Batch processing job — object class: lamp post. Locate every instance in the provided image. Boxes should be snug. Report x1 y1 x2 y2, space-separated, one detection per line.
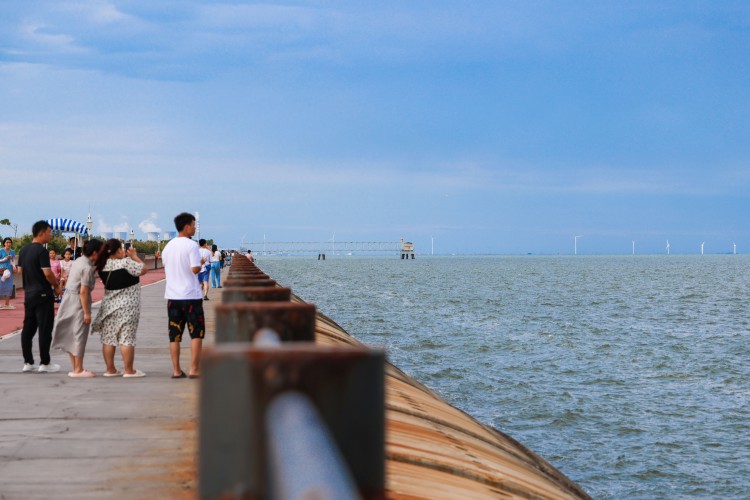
86 212 93 240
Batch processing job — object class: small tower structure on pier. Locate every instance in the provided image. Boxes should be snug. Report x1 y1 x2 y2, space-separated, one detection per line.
400 238 415 259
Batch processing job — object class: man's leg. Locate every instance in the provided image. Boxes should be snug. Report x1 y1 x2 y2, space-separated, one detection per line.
190 338 202 376
170 341 182 376
20 297 39 365
36 295 55 366
187 299 205 377
168 300 185 376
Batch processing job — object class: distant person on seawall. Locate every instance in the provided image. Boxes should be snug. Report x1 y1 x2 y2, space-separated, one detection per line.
211 244 222 289
198 239 212 300
246 249 254 262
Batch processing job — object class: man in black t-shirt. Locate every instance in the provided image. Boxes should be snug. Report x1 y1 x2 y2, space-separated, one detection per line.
18 221 63 373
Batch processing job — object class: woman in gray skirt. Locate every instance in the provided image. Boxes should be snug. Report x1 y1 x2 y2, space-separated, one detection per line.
51 239 104 378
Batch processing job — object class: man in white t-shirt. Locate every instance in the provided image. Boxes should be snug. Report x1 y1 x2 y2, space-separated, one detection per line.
161 212 205 379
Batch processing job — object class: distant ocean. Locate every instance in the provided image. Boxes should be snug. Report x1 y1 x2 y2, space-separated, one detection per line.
258 255 750 499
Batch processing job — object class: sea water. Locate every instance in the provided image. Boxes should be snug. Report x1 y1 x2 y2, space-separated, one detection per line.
258 255 750 499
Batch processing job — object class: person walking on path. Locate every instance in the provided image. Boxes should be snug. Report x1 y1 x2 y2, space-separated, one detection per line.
92 239 148 378
197 239 212 300
18 221 63 373
59 248 73 290
210 244 222 289
0 237 17 310
161 212 205 379
51 239 103 378
49 249 62 302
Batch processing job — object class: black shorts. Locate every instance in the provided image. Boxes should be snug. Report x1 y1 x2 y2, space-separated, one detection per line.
167 299 205 342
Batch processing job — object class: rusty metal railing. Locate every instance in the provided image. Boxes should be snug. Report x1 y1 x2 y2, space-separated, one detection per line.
199 254 385 500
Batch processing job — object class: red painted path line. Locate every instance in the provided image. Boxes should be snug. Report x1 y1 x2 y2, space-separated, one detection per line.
0 267 166 338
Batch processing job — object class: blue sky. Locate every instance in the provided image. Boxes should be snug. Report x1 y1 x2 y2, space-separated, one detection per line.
1 1 748 254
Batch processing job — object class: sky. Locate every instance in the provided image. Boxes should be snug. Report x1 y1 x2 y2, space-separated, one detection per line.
1 1 749 255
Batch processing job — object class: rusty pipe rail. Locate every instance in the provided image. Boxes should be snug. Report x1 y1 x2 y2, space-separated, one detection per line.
266 392 362 500
255 329 362 499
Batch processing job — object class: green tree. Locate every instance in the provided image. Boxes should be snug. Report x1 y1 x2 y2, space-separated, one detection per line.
0 218 18 238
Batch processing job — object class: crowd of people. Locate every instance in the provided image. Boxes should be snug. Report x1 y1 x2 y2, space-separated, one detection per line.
5 212 221 379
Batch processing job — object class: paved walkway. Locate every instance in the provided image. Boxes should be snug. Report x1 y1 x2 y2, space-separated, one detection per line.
0 271 222 499
0 266 166 338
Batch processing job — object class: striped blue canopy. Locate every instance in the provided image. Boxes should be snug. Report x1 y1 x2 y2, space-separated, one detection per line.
46 218 89 236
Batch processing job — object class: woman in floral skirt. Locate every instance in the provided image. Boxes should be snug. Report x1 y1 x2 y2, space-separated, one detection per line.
92 239 148 378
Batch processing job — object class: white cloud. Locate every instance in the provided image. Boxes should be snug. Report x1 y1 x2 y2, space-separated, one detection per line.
19 22 86 55
97 216 130 234
138 213 162 233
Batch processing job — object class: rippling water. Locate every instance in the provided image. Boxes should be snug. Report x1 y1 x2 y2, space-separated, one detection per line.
258 255 750 499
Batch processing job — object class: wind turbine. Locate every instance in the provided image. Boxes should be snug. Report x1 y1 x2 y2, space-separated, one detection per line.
700 242 705 255
330 232 336 254
431 236 434 256
632 241 635 255
666 240 670 255
574 235 582 255
733 242 737 255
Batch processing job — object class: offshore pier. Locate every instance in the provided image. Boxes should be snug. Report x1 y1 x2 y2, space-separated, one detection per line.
241 238 416 260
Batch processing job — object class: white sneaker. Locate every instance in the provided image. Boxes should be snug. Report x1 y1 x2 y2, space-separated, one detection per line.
38 363 61 373
22 363 37 373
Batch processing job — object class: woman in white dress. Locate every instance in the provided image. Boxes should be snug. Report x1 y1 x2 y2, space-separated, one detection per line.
51 239 103 378
92 239 148 378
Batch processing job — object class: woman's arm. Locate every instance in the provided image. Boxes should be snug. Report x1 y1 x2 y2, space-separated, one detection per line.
80 284 91 325
126 248 148 276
